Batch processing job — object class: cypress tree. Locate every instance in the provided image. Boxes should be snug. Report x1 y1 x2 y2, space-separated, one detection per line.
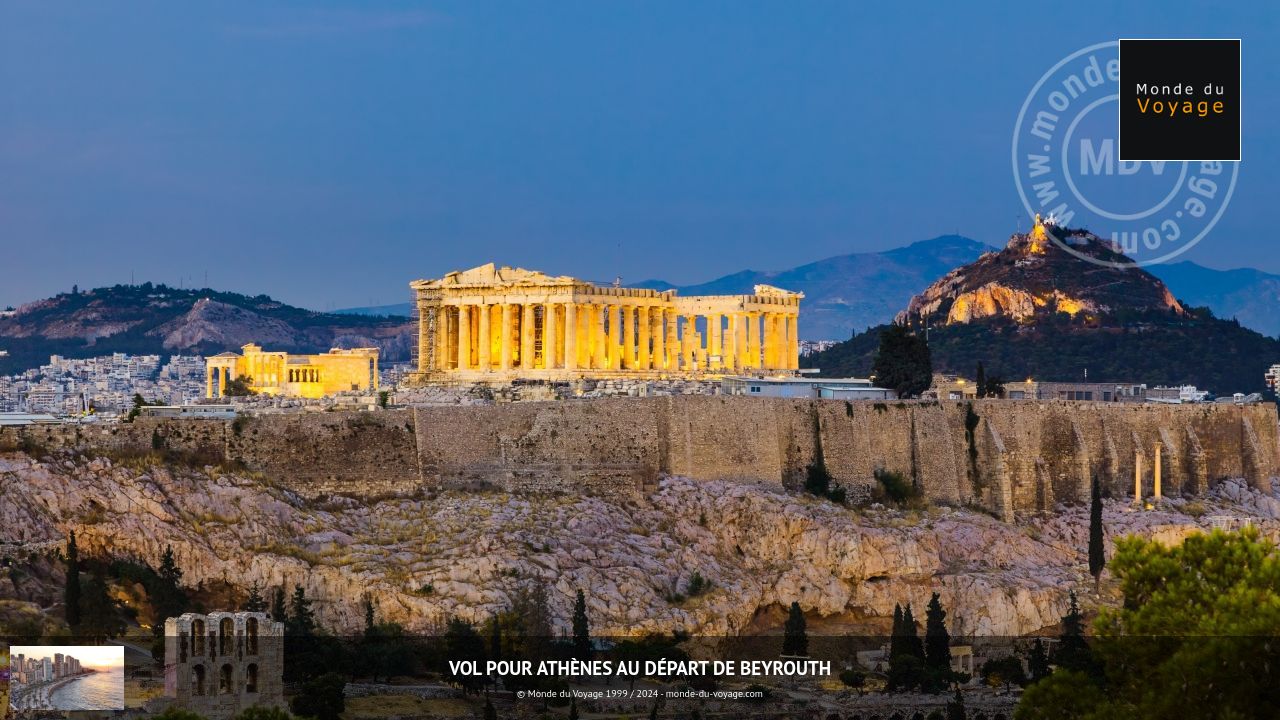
902 603 924 660
243 581 267 613
782 601 808 657
975 362 987 398
571 589 592 661
289 585 316 636
1089 477 1106 591
889 603 904 659
923 593 952 692
1027 638 1051 683
271 586 287 621
65 530 81 629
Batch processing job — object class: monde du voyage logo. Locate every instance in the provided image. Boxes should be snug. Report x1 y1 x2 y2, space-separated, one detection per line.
1012 40 1241 268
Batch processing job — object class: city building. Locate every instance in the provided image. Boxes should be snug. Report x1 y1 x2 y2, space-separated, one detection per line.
1267 364 1280 392
205 344 379 399
407 263 803 383
721 375 896 400
932 375 1149 402
161 611 284 719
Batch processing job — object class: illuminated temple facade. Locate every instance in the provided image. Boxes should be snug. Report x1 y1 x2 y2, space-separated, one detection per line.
205 343 379 399
408 263 802 383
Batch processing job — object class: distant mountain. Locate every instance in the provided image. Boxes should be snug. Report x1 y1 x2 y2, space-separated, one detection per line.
633 235 996 340
1148 262 1280 338
335 302 415 317
806 222 1280 394
0 284 414 375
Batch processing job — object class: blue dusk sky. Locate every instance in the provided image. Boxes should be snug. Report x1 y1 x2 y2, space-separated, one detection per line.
2 1 1276 310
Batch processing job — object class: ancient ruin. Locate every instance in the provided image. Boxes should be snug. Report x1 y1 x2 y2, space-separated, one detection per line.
205 343 379 399
162 611 284 719
406 263 803 383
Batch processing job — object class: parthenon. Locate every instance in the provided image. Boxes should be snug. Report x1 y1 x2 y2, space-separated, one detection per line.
407 263 802 383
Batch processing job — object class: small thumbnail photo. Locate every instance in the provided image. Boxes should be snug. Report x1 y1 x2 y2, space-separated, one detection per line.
9 645 124 711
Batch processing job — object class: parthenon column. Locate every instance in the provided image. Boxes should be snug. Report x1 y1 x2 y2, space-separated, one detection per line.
724 313 739 372
543 303 558 369
457 305 471 369
417 301 431 373
564 303 579 370
520 304 536 368
746 312 761 369
622 306 635 369
477 303 492 370
637 306 650 370
786 313 799 369
206 367 214 398
607 304 622 370
436 307 452 371
652 308 666 370
762 313 777 369
499 304 514 370
708 313 722 370
590 304 606 369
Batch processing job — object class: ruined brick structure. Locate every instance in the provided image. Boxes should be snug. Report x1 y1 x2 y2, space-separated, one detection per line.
5 398 1278 520
162 612 284 719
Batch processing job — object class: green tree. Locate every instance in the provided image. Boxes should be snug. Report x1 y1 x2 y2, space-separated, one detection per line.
80 567 124 640
271 585 287 621
1088 478 1105 591
288 585 316 636
444 618 488 695
290 672 345 720
224 375 256 396
888 602 926 692
1018 529 1280 719
781 601 807 657
980 655 1027 691
572 589 592 661
151 544 188 635
923 592 952 692
243 581 267 613
975 361 987 398
1026 639 1051 683
945 687 966 720
871 324 932 398
1052 592 1094 676
65 530 81 629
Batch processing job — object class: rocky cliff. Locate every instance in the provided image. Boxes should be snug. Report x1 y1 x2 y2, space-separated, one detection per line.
2 451 1278 640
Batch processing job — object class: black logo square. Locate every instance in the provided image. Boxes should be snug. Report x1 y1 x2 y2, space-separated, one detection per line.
1119 39 1240 161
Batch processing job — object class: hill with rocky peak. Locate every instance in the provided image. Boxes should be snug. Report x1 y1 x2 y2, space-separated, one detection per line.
808 223 1280 394
897 223 1183 327
0 284 414 374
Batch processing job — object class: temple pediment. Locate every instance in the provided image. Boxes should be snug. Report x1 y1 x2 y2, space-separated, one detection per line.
418 263 579 289
754 284 805 299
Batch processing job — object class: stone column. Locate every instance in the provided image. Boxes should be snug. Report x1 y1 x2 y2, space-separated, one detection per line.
477 303 492 370
592 304 608 369
457 304 472 370
518 304 533 368
764 313 778 368
499 303 514 370
417 300 431 373
219 367 228 396
676 314 691 371
436 308 452 371
607 304 622 370
564 303 579 370
651 307 665 370
637 306 650 370
206 367 214 398
1134 451 1143 505
783 310 793 366
622 305 636 370
707 314 722 370
746 312 760 369
1154 442 1162 500
666 309 680 370
734 313 748 370
543 303 558 369
724 314 739 372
